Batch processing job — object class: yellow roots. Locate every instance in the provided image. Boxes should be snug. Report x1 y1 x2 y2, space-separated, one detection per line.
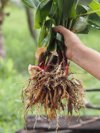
23 64 84 120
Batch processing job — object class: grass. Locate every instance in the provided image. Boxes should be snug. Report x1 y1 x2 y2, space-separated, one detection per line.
0 5 35 133
3 5 36 72
0 5 100 133
0 75 24 133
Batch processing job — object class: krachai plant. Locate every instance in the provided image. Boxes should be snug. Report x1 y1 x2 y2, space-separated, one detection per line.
22 0 100 120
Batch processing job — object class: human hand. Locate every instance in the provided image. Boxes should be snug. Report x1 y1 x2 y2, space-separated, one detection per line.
53 26 83 60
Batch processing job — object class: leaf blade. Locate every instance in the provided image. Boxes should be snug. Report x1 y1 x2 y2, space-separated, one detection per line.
89 0 100 16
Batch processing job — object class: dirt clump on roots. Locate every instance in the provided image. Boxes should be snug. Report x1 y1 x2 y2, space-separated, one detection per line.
23 60 85 120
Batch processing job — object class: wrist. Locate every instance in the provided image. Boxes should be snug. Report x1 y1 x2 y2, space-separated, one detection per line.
71 43 86 62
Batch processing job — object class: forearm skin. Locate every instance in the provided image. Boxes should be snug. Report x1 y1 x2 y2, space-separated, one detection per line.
71 44 100 80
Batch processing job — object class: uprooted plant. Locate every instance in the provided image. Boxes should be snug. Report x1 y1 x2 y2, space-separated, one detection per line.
22 0 100 120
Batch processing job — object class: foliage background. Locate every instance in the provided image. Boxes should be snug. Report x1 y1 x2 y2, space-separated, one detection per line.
0 2 100 133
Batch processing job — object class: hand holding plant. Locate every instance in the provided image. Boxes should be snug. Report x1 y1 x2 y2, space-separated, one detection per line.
22 0 100 120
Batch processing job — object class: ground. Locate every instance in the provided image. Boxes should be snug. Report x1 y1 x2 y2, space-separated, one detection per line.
0 5 100 133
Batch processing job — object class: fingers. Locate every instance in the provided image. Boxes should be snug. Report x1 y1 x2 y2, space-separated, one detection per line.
53 25 71 38
53 25 81 44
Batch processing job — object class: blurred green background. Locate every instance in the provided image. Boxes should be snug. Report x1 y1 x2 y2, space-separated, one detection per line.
0 1 100 133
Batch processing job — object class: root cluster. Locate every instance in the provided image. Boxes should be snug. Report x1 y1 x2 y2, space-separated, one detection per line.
23 64 84 120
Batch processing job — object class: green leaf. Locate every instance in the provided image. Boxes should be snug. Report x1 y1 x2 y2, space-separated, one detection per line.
42 32 51 47
47 30 56 51
79 0 93 5
22 0 39 8
49 1 59 25
70 1 77 18
89 0 100 16
38 25 47 47
63 0 75 19
56 0 63 24
33 0 40 7
57 0 63 18
59 0 76 26
32 0 100 50
34 0 53 28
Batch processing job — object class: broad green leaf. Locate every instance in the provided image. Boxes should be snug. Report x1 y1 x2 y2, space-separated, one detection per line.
22 0 35 8
70 1 77 18
57 0 63 17
79 0 93 5
34 0 53 28
56 0 63 24
49 1 57 22
39 19 56 47
63 0 75 19
24 0 100 50
59 0 76 26
89 0 100 16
